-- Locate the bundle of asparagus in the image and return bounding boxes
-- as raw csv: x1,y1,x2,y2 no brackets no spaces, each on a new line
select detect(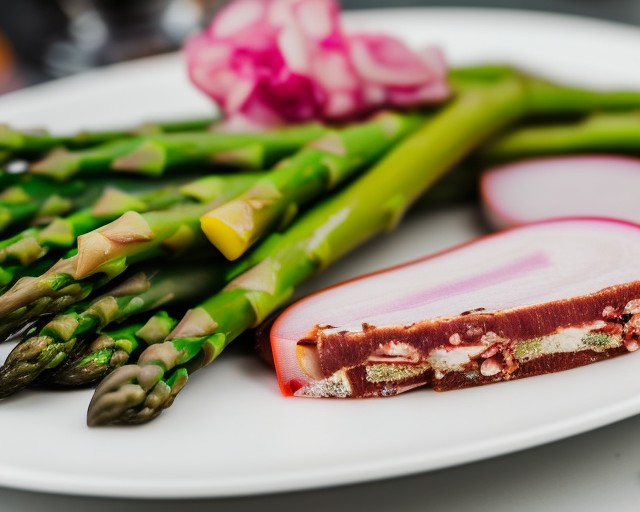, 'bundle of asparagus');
3,65,640,429
0,115,331,396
